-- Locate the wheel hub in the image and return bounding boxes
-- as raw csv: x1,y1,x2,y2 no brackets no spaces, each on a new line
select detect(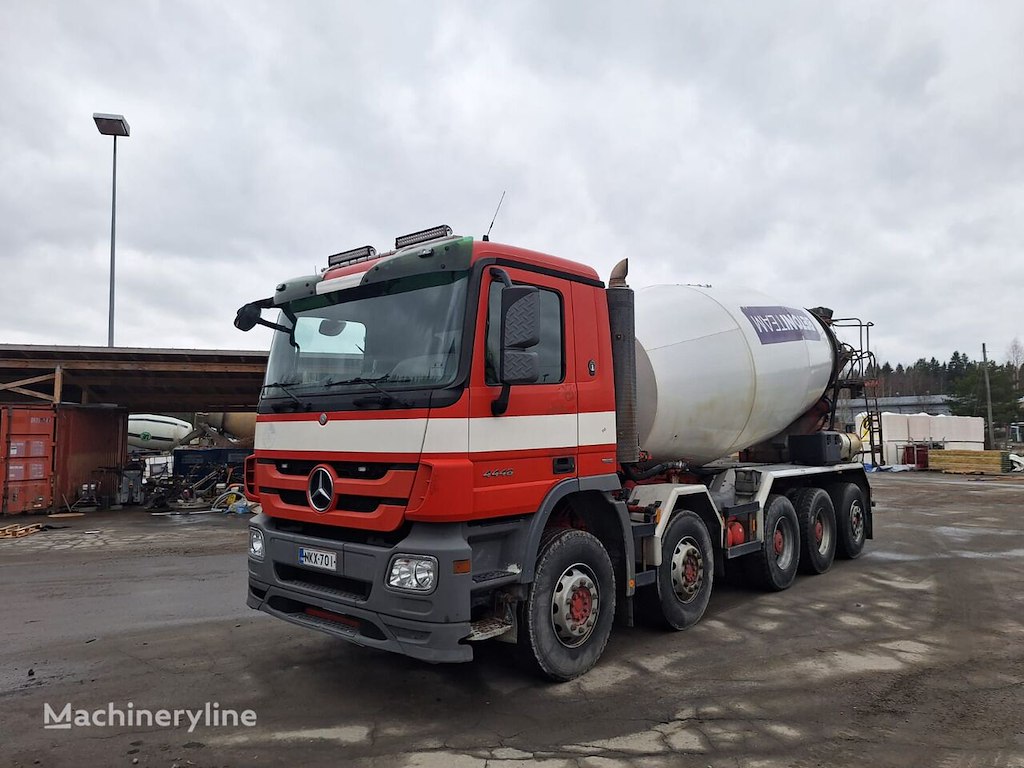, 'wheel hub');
670,537,704,603
569,585,593,623
850,501,865,540
550,563,600,648
773,517,795,569
813,509,833,555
